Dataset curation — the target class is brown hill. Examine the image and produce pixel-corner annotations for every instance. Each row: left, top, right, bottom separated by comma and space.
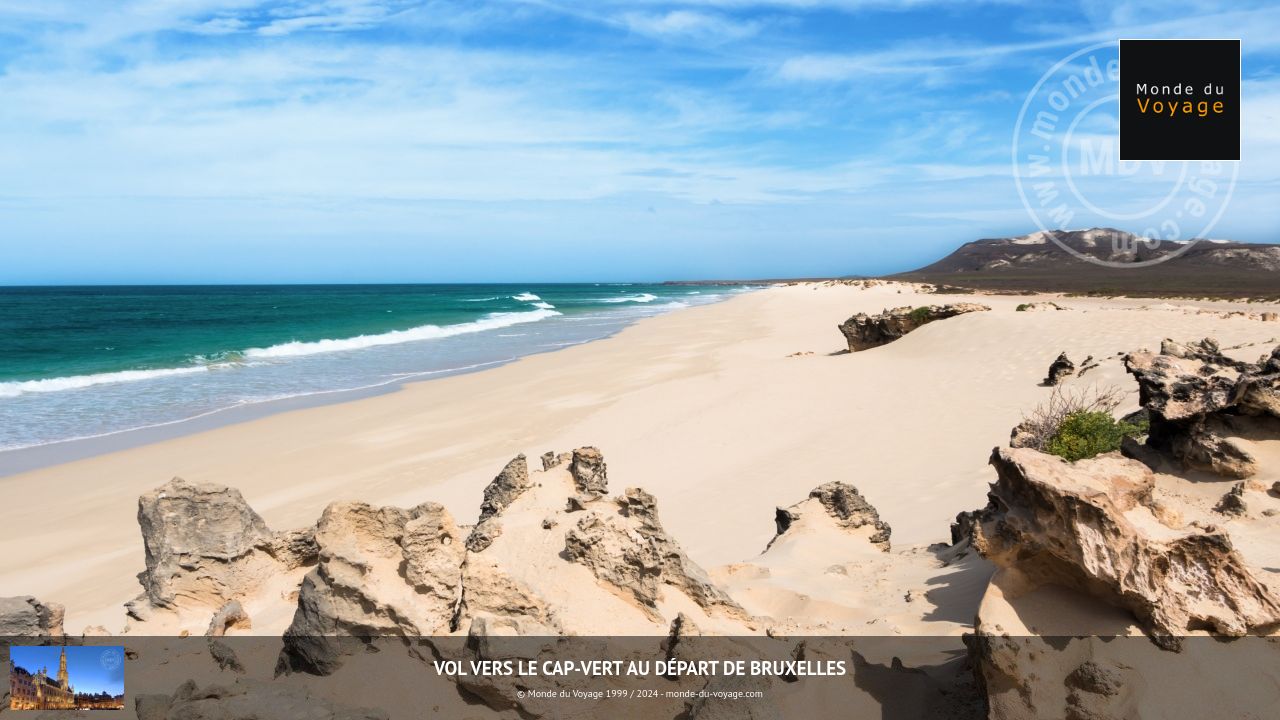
892, 228, 1280, 298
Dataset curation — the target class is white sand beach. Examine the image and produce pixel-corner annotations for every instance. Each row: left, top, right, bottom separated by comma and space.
4, 282, 1280, 634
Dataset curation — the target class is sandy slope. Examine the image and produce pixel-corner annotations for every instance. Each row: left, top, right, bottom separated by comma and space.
3, 282, 1279, 632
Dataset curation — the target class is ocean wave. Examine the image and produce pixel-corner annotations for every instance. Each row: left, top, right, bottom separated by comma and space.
512, 292, 541, 302
600, 293, 658, 304
0, 365, 213, 398
461, 296, 501, 302
243, 308, 561, 359
0, 309, 561, 398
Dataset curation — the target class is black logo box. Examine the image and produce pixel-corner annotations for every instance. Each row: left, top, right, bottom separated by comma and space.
1120, 39, 1240, 161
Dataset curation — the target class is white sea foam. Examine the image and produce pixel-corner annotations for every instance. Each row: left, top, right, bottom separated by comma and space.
462, 296, 501, 302
512, 292, 541, 302
242, 309, 561, 359
600, 293, 658, 303
0, 365, 212, 398
0, 309, 561, 398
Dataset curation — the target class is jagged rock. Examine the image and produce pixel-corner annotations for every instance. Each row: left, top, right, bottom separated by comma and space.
1173, 420, 1257, 478
1044, 352, 1075, 385
564, 488, 742, 618
541, 517, 557, 530
971, 447, 1280, 646
456, 557, 557, 635
569, 446, 608, 496
142, 679, 386, 720
1214, 482, 1248, 516
775, 482, 891, 551
208, 638, 245, 674
1124, 342, 1280, 478
133, 478, 316, 614
837, 303, 989, 352
0, 596, 65, 636
205, 600, 250, 637
660, 612, 699, 675
467, 455, 530, 553
541, 450, 572, 470
278, 501, 464, 674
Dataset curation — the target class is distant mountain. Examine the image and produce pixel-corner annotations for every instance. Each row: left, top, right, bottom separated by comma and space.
892, 228, 1280, 298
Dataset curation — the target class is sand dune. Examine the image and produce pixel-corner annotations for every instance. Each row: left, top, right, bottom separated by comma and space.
3, 282, 1279, 633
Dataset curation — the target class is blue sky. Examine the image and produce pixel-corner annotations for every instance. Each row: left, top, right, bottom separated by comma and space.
0, 0, 1277, 283
9, 645, 124, 696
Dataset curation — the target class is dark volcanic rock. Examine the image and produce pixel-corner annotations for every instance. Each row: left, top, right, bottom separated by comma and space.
1043, 352, 1075, 386
1124, 340, 1280, 478
837, 304, 989, 352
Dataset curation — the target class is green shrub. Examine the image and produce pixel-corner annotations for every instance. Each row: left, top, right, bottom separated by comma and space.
1015, 303, 1030, 312
1045, 410, 1148, 461
907, 306, 932, 324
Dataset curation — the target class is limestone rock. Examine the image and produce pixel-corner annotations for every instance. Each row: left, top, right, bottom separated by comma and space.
569, 446, 608, 497
205, 600, 250, 637
278, 501, 465, 674
774, 482, 891, 552
133, 478, 315, 614
1043, 352, 1075, 386
0, 596, 65, 636
837, 303, 989, 352
1124, 341, 1280, 478
540, 450, 572, 470
564, 488, 742, 618
467, 455, 530, 553
1214, 482, 1248, 516
971, 447, 1280, 646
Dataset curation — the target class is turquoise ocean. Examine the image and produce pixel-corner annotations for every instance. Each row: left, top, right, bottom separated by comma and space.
0, 284, 748, 452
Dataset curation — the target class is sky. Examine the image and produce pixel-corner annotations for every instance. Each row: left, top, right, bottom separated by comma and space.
0, 0, 1277, 283
9, 645, 125, 696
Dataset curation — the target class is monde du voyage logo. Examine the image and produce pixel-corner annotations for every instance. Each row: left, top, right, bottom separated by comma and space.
1012, 39, 1240, 268
1121, 39, 1241, 162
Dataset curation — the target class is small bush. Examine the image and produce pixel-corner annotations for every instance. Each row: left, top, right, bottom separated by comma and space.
1044, 410, 1148, 461
1015, 385, 1127, 452
907, 306, 933, 324
1015, 303, 1030, 312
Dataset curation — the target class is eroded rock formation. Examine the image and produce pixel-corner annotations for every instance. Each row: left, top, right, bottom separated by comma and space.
129, 478, 317, 620
1043, 352, 1074, 386
969, 447, 1280, 646
1125, 340, 1280, 478
564, 488, 743, 619
466, 455, 531, 552
837, 303, 989, 352
774, 482, 891, 552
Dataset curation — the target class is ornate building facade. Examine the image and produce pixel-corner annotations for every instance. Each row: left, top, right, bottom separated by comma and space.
8, 647, 75, 710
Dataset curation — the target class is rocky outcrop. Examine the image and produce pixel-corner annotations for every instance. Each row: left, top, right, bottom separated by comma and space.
281, 501, 463, 643
466, 455, 530, 553
131, 478, 316, 617
0, 596, 65, 636
1124, 340, 1280, 478
564, 488, 743, 619
970, 447, 1280, 647
1043, 352, 1074, 386
569, 446, 608, 497
837, 303, 989, 352
774, 482, 891, 552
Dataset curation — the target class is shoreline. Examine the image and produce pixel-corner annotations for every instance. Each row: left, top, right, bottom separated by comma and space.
5, 282, 1280, 633
0, 294, 722, 476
